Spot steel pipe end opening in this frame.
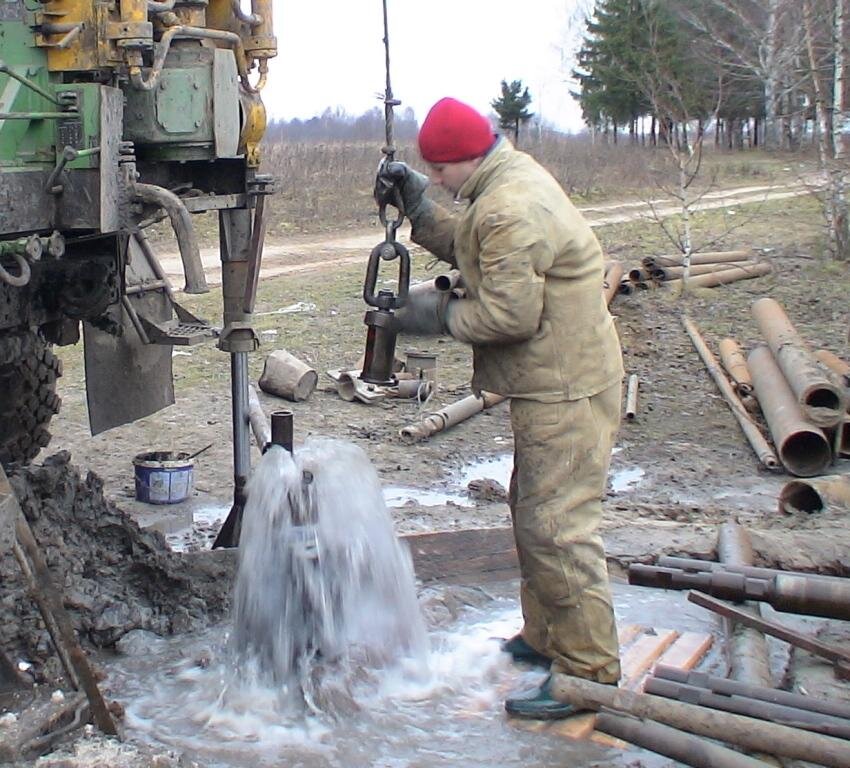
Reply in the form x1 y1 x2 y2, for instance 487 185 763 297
780 431 832 477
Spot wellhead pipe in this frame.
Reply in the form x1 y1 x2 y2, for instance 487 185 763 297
752 298 844 427
747 345 831 476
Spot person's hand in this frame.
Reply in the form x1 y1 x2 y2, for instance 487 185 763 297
374 160 430 220
394 285 455 335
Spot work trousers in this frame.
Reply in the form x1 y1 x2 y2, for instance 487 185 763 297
508 382 621 684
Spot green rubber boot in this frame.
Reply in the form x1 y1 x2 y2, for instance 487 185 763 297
504 675 579 720
500 634 552 668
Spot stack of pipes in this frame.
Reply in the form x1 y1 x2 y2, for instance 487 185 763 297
639 249 772 290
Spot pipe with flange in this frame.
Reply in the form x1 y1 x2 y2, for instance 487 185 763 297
399 391 505 444
643 676 850 739
718 338 754 396
594 712 769 768
747 345 832 476
778 474 850 513
653 665 850 721
667 262 771 289
550 675 850 768
643 249 753 268
629 563 850 620
657 555 847 583
752 298 845 427
682 318 778 470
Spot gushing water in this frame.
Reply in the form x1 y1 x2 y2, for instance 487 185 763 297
230 439 428 710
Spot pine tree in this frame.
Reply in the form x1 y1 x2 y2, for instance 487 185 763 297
491 80 534 144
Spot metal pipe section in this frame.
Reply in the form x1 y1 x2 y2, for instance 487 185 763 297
625 374 638 420
247 384 270 452
603 261 624 306
778 474 850 513
643 677 850 739
667 262 772 289
594 712 768 768
682 319 778 470
653 665 850 721
815 348 850 387
654 262 758 281
747 345 831 476
643 250 752 268
132 183 207 294
752 298 844 427
550 675 850 768
718 338 754 396
657 556 847 583
270 410 293 453
231 351 251 484
399 392 506 444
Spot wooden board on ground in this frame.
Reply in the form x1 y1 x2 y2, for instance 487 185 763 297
402 527 518 583
511 625 714 746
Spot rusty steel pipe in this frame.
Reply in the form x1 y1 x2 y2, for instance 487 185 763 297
643 677 850 739
594 712 769 768
657 556 847 583
718 338 754 396
630 564 850 620
682 319 778 470
815 348 850 387
399 392 505 444
625 374 638 420
778 474 850 513
603 261 624 306
628 266 649 283
653 262 758 281
643 249 753 268
747 345 831 476
752 298 845 427
667 262 771 289
550 675 850 768
654 665 850 721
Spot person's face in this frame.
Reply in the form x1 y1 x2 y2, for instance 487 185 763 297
426 158 482 196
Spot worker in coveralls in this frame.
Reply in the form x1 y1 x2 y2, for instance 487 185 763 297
375 97 624 719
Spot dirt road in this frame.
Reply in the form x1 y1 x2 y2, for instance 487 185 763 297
157 180 815 289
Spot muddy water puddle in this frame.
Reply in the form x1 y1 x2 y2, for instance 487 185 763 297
106 582 718 768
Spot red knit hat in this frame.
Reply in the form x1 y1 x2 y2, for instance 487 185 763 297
418 97 496 163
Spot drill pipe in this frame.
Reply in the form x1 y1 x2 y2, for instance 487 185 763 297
747 345 832 476
603 261 624 306
667 262 772 289
594 712 769 768
718 338 754 396
653 665 850 721
398 392 506 444
643 677 850 739
778 474 850 513
657 556 847 583
628 564 850 620
752 298 845 427
682 318 778 470
642 249 753 268
550 675 850 768
653 261 759 281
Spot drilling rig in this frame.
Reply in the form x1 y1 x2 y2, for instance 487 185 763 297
0 0 275 525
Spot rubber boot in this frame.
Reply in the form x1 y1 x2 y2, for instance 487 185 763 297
500 634 552 668
504 675 579 720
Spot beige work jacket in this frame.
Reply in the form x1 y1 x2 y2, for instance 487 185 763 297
411 138 623 402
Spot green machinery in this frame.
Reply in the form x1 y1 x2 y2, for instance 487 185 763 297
0 0 276 538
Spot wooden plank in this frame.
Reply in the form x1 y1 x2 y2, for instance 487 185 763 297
617 623 643 648
620 629 679 691
651 632 714 677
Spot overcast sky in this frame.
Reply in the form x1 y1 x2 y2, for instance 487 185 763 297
265 1 587 133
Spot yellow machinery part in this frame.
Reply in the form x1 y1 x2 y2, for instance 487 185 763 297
239 90 266 167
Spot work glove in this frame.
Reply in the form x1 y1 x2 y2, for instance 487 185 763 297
394 285 456 336
374 160 432 222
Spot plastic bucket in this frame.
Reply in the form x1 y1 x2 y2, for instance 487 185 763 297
133 451 194 505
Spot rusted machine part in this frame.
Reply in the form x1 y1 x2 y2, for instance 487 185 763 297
643 249 753 268
629 564 850 620
815 348 850 387
550 675 850 768
643 676 850 739
778 474 850 513
667 262 771 289
658 555 847 583
688 591 850 679
718 338 754 396
603 261 624 306
132 182 207 295
654 665 850 721
653 262 758 281
625 374 638 420
398 392 506 444
682 319 778 470
747 345 831 476
594 712 768 768
752 298 845 428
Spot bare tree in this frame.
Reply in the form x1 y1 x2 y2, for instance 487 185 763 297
802 0 849 260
